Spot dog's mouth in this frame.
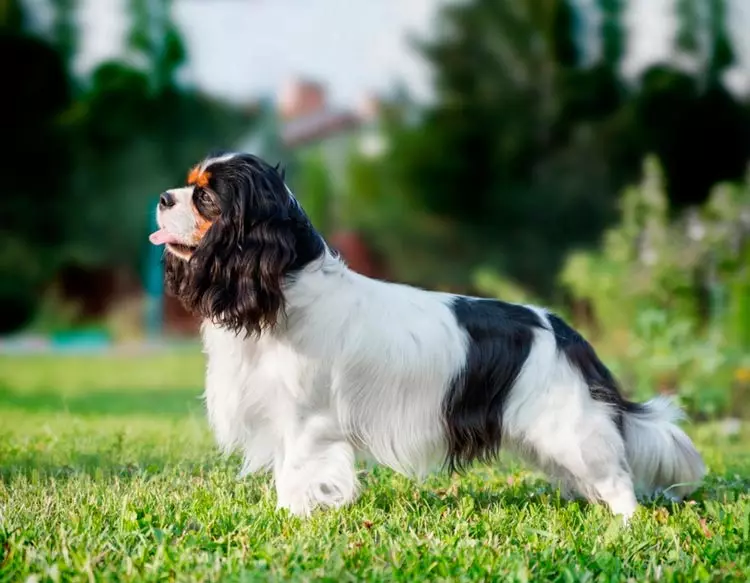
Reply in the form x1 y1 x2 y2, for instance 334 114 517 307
149 229 197 260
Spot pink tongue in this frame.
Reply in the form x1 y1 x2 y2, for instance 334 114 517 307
149 229 181 245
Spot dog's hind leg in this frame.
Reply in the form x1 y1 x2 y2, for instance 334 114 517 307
502 328 639 521
521 407 638 522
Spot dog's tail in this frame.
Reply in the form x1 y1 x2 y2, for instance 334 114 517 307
622 396 706 499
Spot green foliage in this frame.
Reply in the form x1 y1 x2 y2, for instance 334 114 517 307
64 69 254 272
560 158 750 416
1 1 255 333
49 0 77 68
0 0 25 30
342 139 498 289
472 268 542 307
707 0 734 81
633 65 750 208
597 0 625 67
292 151 336 235
373 0 749 297
0 25 73 332
673 0 733 80
24 286 84 335
384 0 629 293
1 354 749 581
127 0 186 94
676 0 700 55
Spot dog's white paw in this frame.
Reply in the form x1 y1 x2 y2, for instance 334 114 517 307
608 494 638 525
276 474 358 517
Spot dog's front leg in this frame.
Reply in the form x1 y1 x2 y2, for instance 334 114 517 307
274 414 358 517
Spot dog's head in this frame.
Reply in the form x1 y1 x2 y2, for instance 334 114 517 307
150 153 324 335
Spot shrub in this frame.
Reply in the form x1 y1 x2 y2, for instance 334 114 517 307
559 157 750 417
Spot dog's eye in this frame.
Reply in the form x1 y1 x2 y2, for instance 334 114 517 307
193 188 219 217
193 188 213 207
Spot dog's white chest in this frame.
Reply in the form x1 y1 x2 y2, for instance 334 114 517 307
201 322 293 472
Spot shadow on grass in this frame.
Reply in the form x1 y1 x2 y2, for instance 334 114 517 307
0 386 203 416
407 484 581 514
371 476 746 515
0 451 235 484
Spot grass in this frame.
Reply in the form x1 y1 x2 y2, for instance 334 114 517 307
1 353 749 582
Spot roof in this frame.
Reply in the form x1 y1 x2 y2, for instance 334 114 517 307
281 108 362 148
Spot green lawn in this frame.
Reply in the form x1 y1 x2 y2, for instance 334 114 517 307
1 352 749 582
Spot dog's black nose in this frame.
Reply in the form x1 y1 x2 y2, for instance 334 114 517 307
159 192 175 208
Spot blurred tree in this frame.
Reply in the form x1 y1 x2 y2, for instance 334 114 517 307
127 0 186 94
0 0 73 331
633 68 750 208
560 158 750 416
0 0 255 333
675 0 700 56
385 0 627 293
597 0 625 69
292 152 335 234
634 0 750 208
63 0 253 274
706 0 734 83
378 0 749 294
0 0 24 31
50 0 77 69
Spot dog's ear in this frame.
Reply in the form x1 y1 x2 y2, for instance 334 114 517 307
274 162 286 182
185 197 299 336
163 155 323 335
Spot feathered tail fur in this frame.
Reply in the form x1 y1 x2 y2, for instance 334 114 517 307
623 396 706 499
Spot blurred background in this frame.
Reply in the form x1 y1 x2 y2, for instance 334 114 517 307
1 0 750 422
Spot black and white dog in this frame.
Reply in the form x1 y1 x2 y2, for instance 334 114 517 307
150 152 705 519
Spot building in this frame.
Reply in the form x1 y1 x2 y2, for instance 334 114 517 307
238 78 389 279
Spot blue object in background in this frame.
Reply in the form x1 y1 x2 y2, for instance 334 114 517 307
50 330 111 351
144 197 164 338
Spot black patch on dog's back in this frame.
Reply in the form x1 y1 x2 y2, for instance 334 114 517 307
546 313 644 431
444 298 543 472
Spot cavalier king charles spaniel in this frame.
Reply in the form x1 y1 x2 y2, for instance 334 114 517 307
150 152 706 520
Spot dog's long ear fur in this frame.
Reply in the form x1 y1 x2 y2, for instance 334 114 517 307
165 155 322 336
192 215 298 335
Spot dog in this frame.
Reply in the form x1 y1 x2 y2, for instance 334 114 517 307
150 152 706 519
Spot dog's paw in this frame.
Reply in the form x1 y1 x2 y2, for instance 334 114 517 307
276 495 313 518
277 480 355 517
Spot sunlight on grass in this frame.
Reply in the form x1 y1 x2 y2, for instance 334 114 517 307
0 351 206 395
1 354 749 581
